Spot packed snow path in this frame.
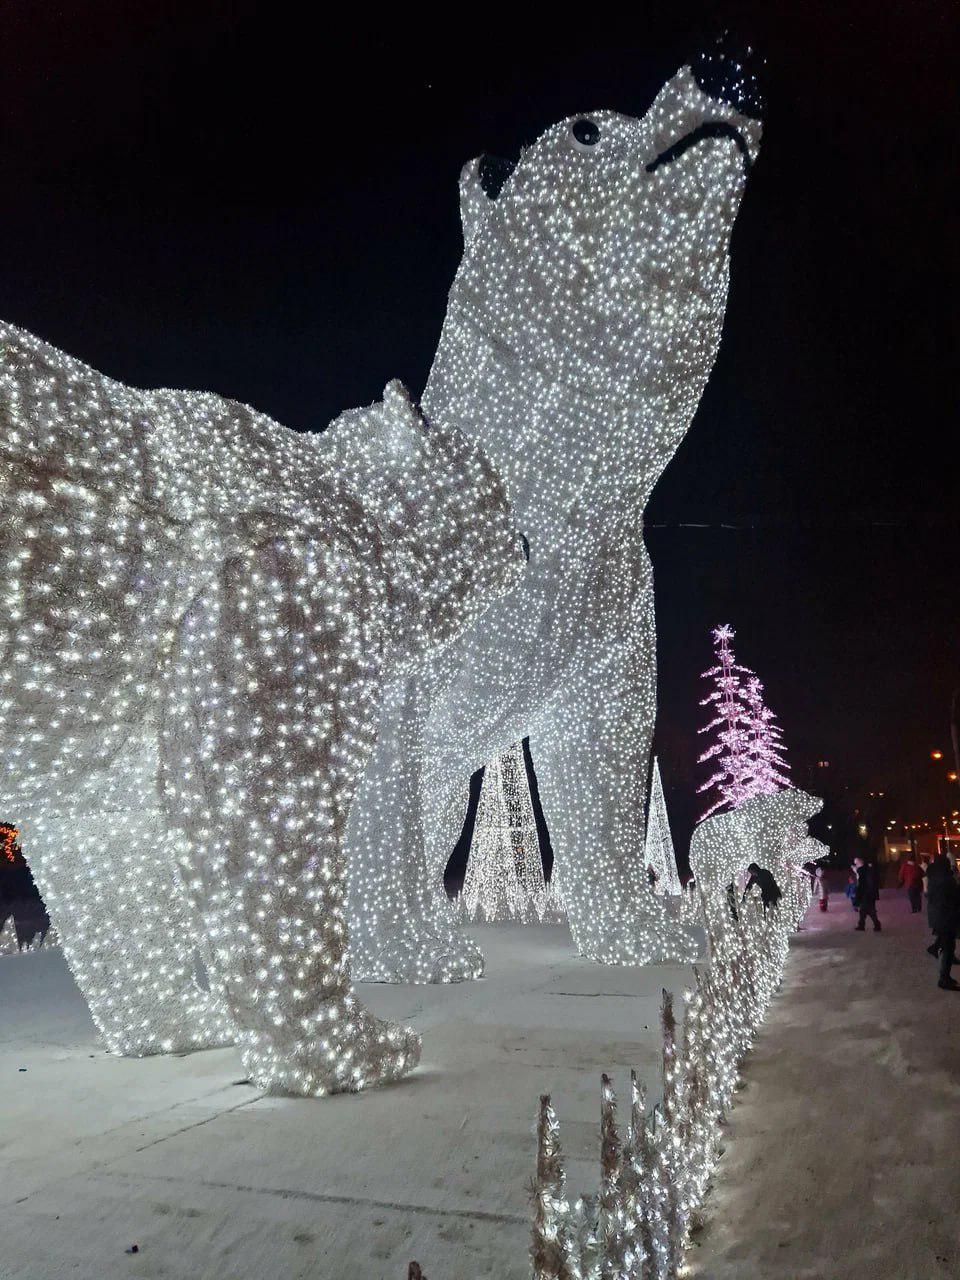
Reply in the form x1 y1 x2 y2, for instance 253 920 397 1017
689 888 960 1279
0 923 694 1279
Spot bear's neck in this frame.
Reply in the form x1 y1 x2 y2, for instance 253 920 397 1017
422 310 707 559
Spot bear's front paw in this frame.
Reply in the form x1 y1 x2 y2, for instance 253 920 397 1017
241 1009 421 1097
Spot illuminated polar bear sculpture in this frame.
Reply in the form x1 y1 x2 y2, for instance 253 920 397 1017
347 56 764 979
689 789 825 937
0 331 522 1095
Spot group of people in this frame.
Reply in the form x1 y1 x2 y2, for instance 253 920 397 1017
821 848 960 992
887 849 960 991
809 857 882 930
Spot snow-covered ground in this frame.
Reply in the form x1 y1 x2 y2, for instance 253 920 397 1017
688 889 960 1279
0 923 695 1279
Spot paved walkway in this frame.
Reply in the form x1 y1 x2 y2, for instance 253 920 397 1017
689 888 960 1280
0 924 693 1280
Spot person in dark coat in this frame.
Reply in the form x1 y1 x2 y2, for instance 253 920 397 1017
853 858 881 932
742 863 782 911
925 853 960 990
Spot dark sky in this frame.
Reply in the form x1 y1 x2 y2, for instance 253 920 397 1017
1 2 956 854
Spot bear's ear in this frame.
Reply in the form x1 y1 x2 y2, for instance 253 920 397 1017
459 157 490 247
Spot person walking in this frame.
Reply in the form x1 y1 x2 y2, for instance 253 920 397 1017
898 852 924 913
925 852 959 990
742 863 782 911
813 865 829 912
853 857 881 932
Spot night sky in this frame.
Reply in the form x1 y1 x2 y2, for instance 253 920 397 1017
1 3 956 861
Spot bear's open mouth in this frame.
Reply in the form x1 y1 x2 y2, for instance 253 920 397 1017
646 121 752 175
478 154 518 200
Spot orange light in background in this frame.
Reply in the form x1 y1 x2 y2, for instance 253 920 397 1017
931 750 943 760
948 771 958 782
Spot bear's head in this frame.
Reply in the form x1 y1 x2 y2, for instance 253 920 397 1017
691 787 822 891
734 788 824 872
436 57 761 515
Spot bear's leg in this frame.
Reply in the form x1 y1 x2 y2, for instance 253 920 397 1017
164 537 419 1095
346 676 483 984
22 797 233 1055
530 664 702 967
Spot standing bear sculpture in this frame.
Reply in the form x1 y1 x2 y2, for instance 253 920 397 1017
346 55 764 980
0 325 523 1095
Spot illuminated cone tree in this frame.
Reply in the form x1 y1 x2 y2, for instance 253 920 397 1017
741 674 791 797
643 757 682 894
463 742 545 922
697 625 790 820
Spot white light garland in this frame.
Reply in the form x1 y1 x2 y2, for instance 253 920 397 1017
462 742 545 922
347 65 762 980
0 324 522 1093
530 787 823 1279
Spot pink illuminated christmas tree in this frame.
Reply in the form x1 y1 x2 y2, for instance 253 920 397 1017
697 625 790 820
741 673 791 797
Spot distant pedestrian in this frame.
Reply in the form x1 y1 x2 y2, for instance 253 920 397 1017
813 865 829 912
925 853 960 990
742 863 782 911
898 853 924 913
726 880 739 922
853 858 881 932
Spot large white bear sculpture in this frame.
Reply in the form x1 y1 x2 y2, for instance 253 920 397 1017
347 56 764 980
0 330 522 1095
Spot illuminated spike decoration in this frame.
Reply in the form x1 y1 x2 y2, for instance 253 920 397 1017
346 62 763 981
643 758 682 895
0 323 523 1093
462 742 545 922
0 919 59 953
530 789 823 1279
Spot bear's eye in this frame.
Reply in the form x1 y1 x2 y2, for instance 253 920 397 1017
571 118 600 146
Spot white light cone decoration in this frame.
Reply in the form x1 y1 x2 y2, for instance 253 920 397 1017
0 321 522 1094
462 742 545 922
347 63 763 979
536 877 567 925
643 757 682 896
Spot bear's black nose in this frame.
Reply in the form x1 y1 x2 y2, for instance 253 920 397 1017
693 36 764 119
